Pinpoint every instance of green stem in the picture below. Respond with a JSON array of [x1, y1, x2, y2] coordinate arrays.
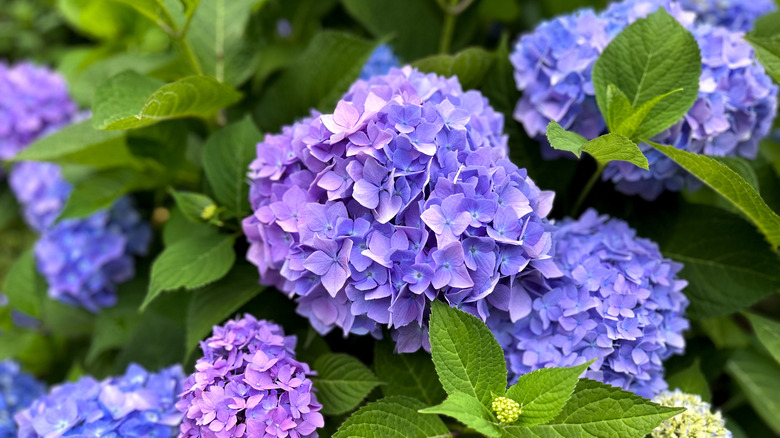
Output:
[[439, 11, 456, 54], [177, 38, 203, 75], [572, 163, 605, 216], [178, 0, 201, 37]]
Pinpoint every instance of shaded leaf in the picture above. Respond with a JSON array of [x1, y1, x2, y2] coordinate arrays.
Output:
[[727, 349, 780, 434], [373, 340, 445, 406], [745, 313, 780, 364], [413, 48, 495, 90], [333, 396, 450, 438], [313, 353, 380, 415]]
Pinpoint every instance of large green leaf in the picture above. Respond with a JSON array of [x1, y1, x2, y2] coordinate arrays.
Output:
[[373, 340, 446, 406], [429, 301, 507, 408], [185, 264, 264, 354], [501, 379, 683, 438], [727, 349, 780, 434], [504, 361, 592, 427], [666, 359, 711, 402], [202, 117, 262, 218], [92, 71, 242, 130], [312, 353, 381, 415], [340, 0, 441, 60], [2, 249, 45, 318], [59, 0, 136, 40], [746, 12, 780, 84], [648, 141, 780, 248], [185, 0, 266, 85], [254, 31, 378, 132], [162, 207, 218, 247], [646, 206, 780, 317], [745, 313, 780, 364], [143, 233, 236, 309], [333, 396, 451, 438], [59, 168, 159, 220], [592, 9, 701, 140], [420, 392, 500, 437], [413, 48, 495, 90], [14, 121, 136, 169]]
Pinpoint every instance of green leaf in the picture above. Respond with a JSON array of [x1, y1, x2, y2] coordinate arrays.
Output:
[[185, 263, 264, 355], [333, 396, 451, 438], [613, 88, 683, 139], [143, 233, 236, 309], [254, 31, 378, 132], [429, 300, 507, 407], [501, 379, 683, 438], [648, 141, 780, 248], [185, 0, 267, 85], [592, 8, 701, 139], [162, 207, 218, 247], [727, 349, 780, 434], [170, 189, 217, 223], [110, 0, 179, 29], [92, 71, 242, 130], [420, 392, 500, 437], [546, 122, 649, 169], [340, 0, 441, 60], [59, 0, 135, 40], [59, 168, 158, 220], [373, 340, 446, 406], [481, 34, 522, 116], [413, 48, 495, 90], [605, 84, 634, 134], [14, 121, 137, 169], [745, 313, 780, 364], [312, 353, 381, 415], [666, 359, 711, 402], [504, 361, 592, 427], [582, 134, 649, 169], [698, 316, 750, 350], [545, 120, 588, 158], [714, 157, 760, 191], [2, 249, 45, 318], [647, 205, 780, 317], [202, 117, 262, 218], [746, 12, 780, 84]]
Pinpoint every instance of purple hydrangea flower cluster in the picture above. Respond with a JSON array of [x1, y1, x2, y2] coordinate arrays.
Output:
[[15, 364, 184, 438], [359, 44, 399, 80], [0, 360, 45, 437], [511, 0, 778, 199], [486, 209, 689, 398], [0, 62, 77, 161], [243, 66, 558, 352], [9, 162, 151, 312], [678, 0, 776, 31], [177, 314, 323, 438]]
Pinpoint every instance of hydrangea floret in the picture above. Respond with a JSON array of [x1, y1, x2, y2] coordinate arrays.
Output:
[[486, 210, 689, 398], [492, 396, 521, 424], [243, 66, 559, 352], [15, 363, 184, 438], [0, 62, 76, 161], [511, 0, 778, 200], [651, 389, 732, 437], [176, 314, 324, 438], [0, 360, 45, 437], [359, 44, 400, 80]]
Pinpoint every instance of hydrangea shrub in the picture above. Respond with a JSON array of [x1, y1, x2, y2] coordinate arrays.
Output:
[[15, 364, 184, 437], [487, 210, 689, 398], [177, 314, 323, 438], [243, 66, 559, 352]]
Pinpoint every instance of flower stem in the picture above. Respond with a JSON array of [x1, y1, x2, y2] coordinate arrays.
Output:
[[572, 163, 605, 216], [439, 12, 456, 54]]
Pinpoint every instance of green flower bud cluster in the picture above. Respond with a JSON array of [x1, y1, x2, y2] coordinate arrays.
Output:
[[652, 389, 731, 438], [492, 396, 521, 424]]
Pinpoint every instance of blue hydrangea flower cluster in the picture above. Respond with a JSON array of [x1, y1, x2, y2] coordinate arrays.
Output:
[[177, 314, 324, 438], [15, 363, 184, 438], [0, 62, 77, 162], [9, 162, 151, 312], [0, 360, 45, 438], [359, 44, 399, 80], [243, 66, 558, 352], [2, 63, 151, 313], [678, 0, 776, 31], [485, 210, 689, 398], [511, 0, 778, 200]]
